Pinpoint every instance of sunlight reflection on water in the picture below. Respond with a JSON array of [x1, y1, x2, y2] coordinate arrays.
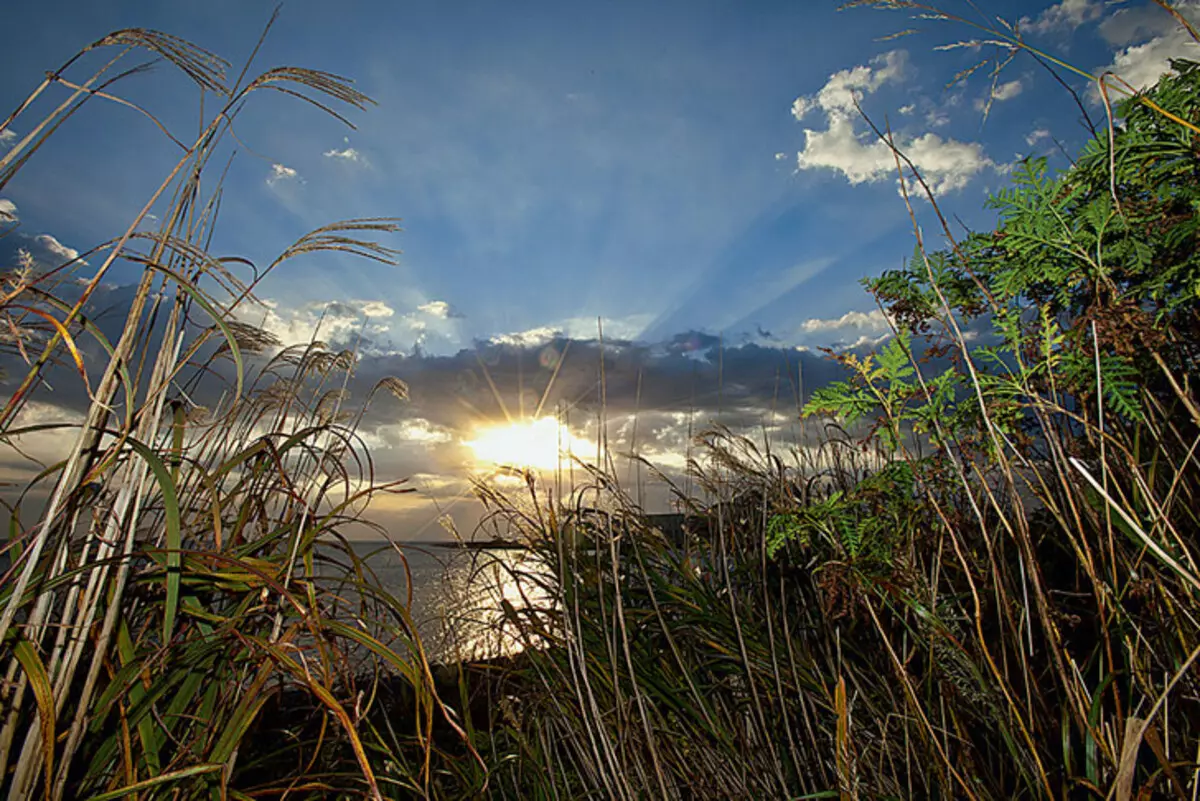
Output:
[[358, 545, 553, 663]]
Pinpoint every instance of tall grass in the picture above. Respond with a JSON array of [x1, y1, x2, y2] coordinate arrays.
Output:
[[0, 14, 469, 800]]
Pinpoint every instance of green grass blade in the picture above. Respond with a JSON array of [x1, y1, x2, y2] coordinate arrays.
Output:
[[120, 435, 183, 643], [13, 637, 56, 792], [84, 763, 223, 800]]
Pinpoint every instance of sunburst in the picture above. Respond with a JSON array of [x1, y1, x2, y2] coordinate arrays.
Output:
[[465, 416, 593, 471]]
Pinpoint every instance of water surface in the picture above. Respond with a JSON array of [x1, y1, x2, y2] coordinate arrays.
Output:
[[350, 543, 550, 664]]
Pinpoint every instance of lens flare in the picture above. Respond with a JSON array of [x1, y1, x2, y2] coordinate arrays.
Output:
[[538, 345, 560, 369]]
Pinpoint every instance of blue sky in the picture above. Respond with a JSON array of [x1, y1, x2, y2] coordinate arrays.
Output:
[[2, 0, 1198, 536]]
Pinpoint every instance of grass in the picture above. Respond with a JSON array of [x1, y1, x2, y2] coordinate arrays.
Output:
[[1, 3, 1199, 799], [0, 13, 468, 800]]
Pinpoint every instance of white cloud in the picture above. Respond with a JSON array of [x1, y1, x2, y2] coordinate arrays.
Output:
[[35, 234, 80, 263], [796, 308, 896, 350], [0, 130, 15, 150], [323, 136, 367, 166], [898, 103, 916, 115], [360, 301, 395, 318], [845, 332, 895, 350], [251, 297, 475, 356], [974, 79, 1024, 111], [253, 298, 397, 353], [796, 116, 994, 195], [800, 308, 892, 335], [417, 300, 460, 319], [324, 146, 364, 163], [790, 50, 994, 196], [1095, 19, 1200, 94], [791, 97, 814, 122], [358, 419, 455, 451], [0, 199, 16, 221], [396, 419, 454, 445], [488, 313, 652, 348], [1026, 128, 1053, 146], [1, 231, 86, 270], [489, 326, 561, 348], [903, 134, 992, 193], [1024, 0, 1105, 34], [992, 79, 1024, 102], [266, 163, 299, 187], [791, 50, 909, 122]]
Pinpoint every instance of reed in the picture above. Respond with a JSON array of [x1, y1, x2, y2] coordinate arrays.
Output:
[[0, 12, 467, 800]]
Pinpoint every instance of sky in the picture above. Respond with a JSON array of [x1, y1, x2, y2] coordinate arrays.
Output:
[[1, 0, 1198, 539]]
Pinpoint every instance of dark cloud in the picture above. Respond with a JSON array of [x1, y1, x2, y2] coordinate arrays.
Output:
[[0, 241, 863, 537], [349, 333, 846, 435], [1, 268, 852, 453]]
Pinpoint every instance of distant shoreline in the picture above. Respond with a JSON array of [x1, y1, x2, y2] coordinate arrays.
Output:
[[398, 539, 529, 550]]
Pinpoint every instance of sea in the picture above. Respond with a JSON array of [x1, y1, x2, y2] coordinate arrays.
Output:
[[348, 543, 551, 664]]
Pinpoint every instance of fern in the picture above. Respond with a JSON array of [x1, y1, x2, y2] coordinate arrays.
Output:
[[843, 59, 1200, 453], [804, 381, 876, 425]]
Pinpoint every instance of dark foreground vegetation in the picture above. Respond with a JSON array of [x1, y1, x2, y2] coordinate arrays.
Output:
[[1, 5, 1199, 799]]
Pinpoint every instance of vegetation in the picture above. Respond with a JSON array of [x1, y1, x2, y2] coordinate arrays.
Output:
[[0, 17, 470, 800], [1, 5, 1199, 800]]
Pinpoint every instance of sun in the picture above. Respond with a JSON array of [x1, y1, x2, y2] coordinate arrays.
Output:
[[465, 417, 588, 472]]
